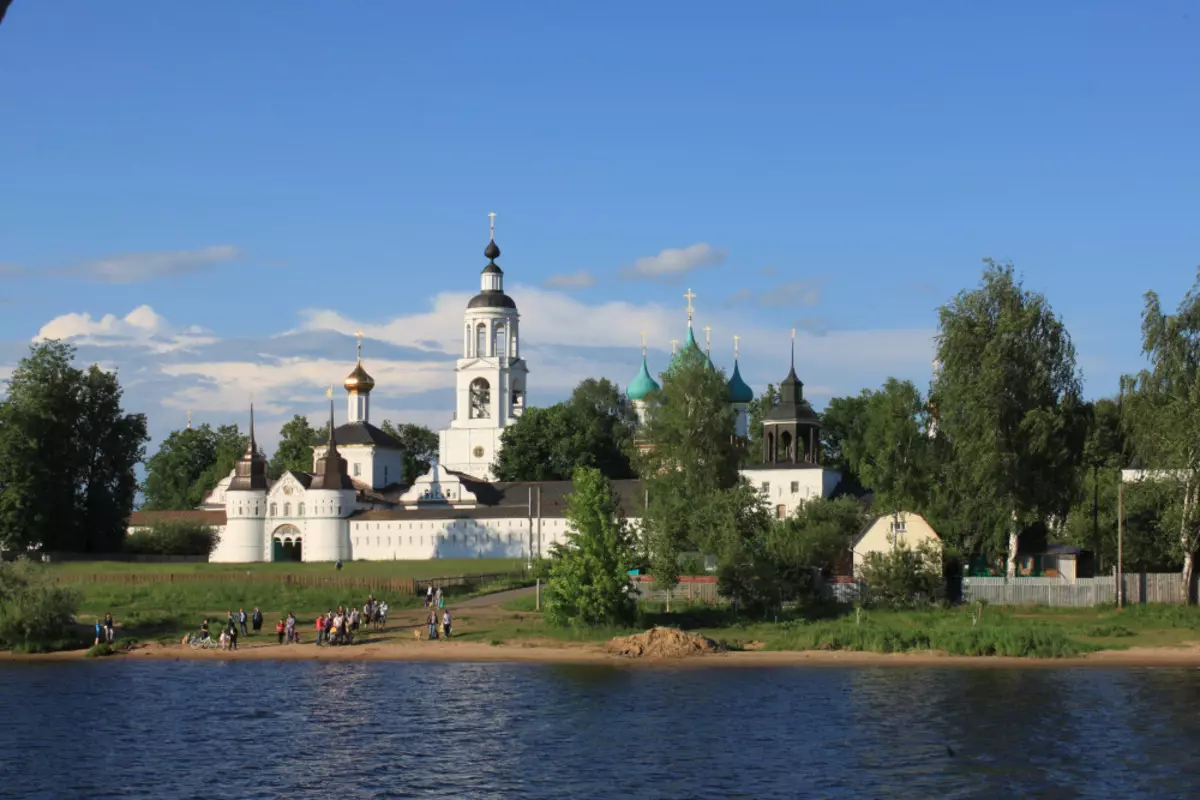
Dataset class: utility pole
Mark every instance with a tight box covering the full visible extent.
[1117,480,1125,609]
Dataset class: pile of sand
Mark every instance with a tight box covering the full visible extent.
[606,626,726,659]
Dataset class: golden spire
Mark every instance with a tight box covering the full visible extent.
[326,384,334,398]
[670,338,679,355]
[640,330,647,358]
[683,288,696,326]
[355,329,365,362]
[703,325,712,355]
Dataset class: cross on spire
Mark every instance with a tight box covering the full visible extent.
[355,329,364,361]
[733,334,740,360]
[670,338,679,355]
[488,211,496,241]
[790,327,797,370]
[703,325,712,354]
[640,330,647,357]
[684,288,696,326]
[326,385,334,399]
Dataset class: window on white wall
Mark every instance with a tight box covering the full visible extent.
[283,503,290,516]
[270,503,277,516]
[790,482,800,493]
[298,503,305,516]
[353,463,361,477]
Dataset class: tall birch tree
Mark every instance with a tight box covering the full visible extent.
[1123,271,1200,602]
[930,261,1084,575]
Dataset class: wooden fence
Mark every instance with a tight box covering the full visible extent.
[631,575,722,604]
[963,572,1192,607]
[56,570,529,597]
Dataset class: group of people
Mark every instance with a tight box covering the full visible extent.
[426,607,453,640]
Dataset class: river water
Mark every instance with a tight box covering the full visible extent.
[1,661,1199,798]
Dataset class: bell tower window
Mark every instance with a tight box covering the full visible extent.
[476,323,487,358]
[494,322,507,360]
[470,378,491,419]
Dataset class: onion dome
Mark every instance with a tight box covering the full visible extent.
[627,356,661,401]
[728,360,754,404]
[343,361,375,394]
[484,239,500,261]
[469,216,517,309]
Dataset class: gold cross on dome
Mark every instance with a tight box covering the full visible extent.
[355,329,364,360]
[683,288,696,320]
[326,385,334,399]
[670,338,679,354]
[640,330,647,356]
[488,212,496,240]
[733,334,741,359]
[186,409,192,429]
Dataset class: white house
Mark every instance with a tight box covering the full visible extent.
[851,511,943,574]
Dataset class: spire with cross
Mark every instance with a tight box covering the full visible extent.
[640,330,647,357]
[791,327,797,370]
[671,338,679,355]
[684,288,696,327]
[355,329,364,362]
[734,334,741,361]
[704,325,712,355]
[489,211,497,241]
[186,409,192,430]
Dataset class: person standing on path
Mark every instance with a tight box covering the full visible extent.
[315,614,325,646]
[442,609,452,639]
[435,587,443,609]
[252,607,263,634]
[103,612,115,644]
[427,609,438,640]
[238,608,248,637]
[227,615,239,651]
[425,585,433,608]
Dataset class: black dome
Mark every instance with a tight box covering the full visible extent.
[467,291,517,309]
[482,263,503,275]
[484,240,501,260]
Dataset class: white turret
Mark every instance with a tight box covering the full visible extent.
[305,396,357,562]
[213,405,268,562]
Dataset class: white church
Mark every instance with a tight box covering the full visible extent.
[131,221,840,562]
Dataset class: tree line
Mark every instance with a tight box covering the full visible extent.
[500,261,1200,606]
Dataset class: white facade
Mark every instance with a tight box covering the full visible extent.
[852,511,942,574]
[741,466,842,520]
[313,442,404,489]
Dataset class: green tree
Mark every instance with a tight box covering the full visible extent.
[1123,270,1200,601]
[380,420,441,483]
[1061,398,1130,572]
[719,496,864,615]
[639,346,739,593]
[143,425,220,510]
[143,423,245,509]
[819,391,871,494]
[0,341,148,552]
[494,379,636,482]
[0,561,81,653]
[930,261,1085,575]
[543,467,638,627]
[858,539,944,609]
[849,379,931,513]
[270,415,322,478]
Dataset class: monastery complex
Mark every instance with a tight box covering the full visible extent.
[131,222,840,562]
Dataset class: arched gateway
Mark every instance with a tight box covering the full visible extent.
[272,524,303,562]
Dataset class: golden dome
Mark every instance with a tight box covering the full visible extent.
[344,360,375,394]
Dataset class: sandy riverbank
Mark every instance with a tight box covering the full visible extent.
[6,639,1200,668]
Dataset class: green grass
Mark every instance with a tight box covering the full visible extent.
[474,601,1200,658]
[48,558,528,579]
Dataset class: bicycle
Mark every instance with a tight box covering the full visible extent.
[186,634,220,650]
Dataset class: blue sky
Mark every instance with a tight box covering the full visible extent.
[1,1,1198,454]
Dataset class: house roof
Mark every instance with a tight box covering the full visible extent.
[332,421,403,449]
[129,509,228,527]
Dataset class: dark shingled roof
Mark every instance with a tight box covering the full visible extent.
[333,422,403,449]
[350,478,646,521]
[467,291,517,310]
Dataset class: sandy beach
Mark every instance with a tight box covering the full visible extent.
[6,638,1200,668]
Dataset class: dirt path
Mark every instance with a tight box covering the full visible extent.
[453,586,535,609]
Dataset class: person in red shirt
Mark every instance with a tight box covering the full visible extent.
[316,614,325,646]
[275,619,285,645]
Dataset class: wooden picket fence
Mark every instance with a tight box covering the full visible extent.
[631,575,722,604]
[963,572,1192,607]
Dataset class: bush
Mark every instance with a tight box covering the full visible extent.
[0,561,81,652]
[125,520,219,556]
[858,540,944,609]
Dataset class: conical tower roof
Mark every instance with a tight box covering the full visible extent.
[728,360,753,403]
[310,398,354,490]
[228,405,269,491]
[627,355,661,400]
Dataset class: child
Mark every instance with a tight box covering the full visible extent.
[276,619,285,645]
[94,621,103,647]
[442,609,452,639]
[316,614,325,646]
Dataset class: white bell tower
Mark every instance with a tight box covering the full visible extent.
[438,213,529,480]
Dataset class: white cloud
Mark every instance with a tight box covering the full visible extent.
[35,305,217,353]
[65,245,241,283]
[620,243,727,282]
[542,270,597,289]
